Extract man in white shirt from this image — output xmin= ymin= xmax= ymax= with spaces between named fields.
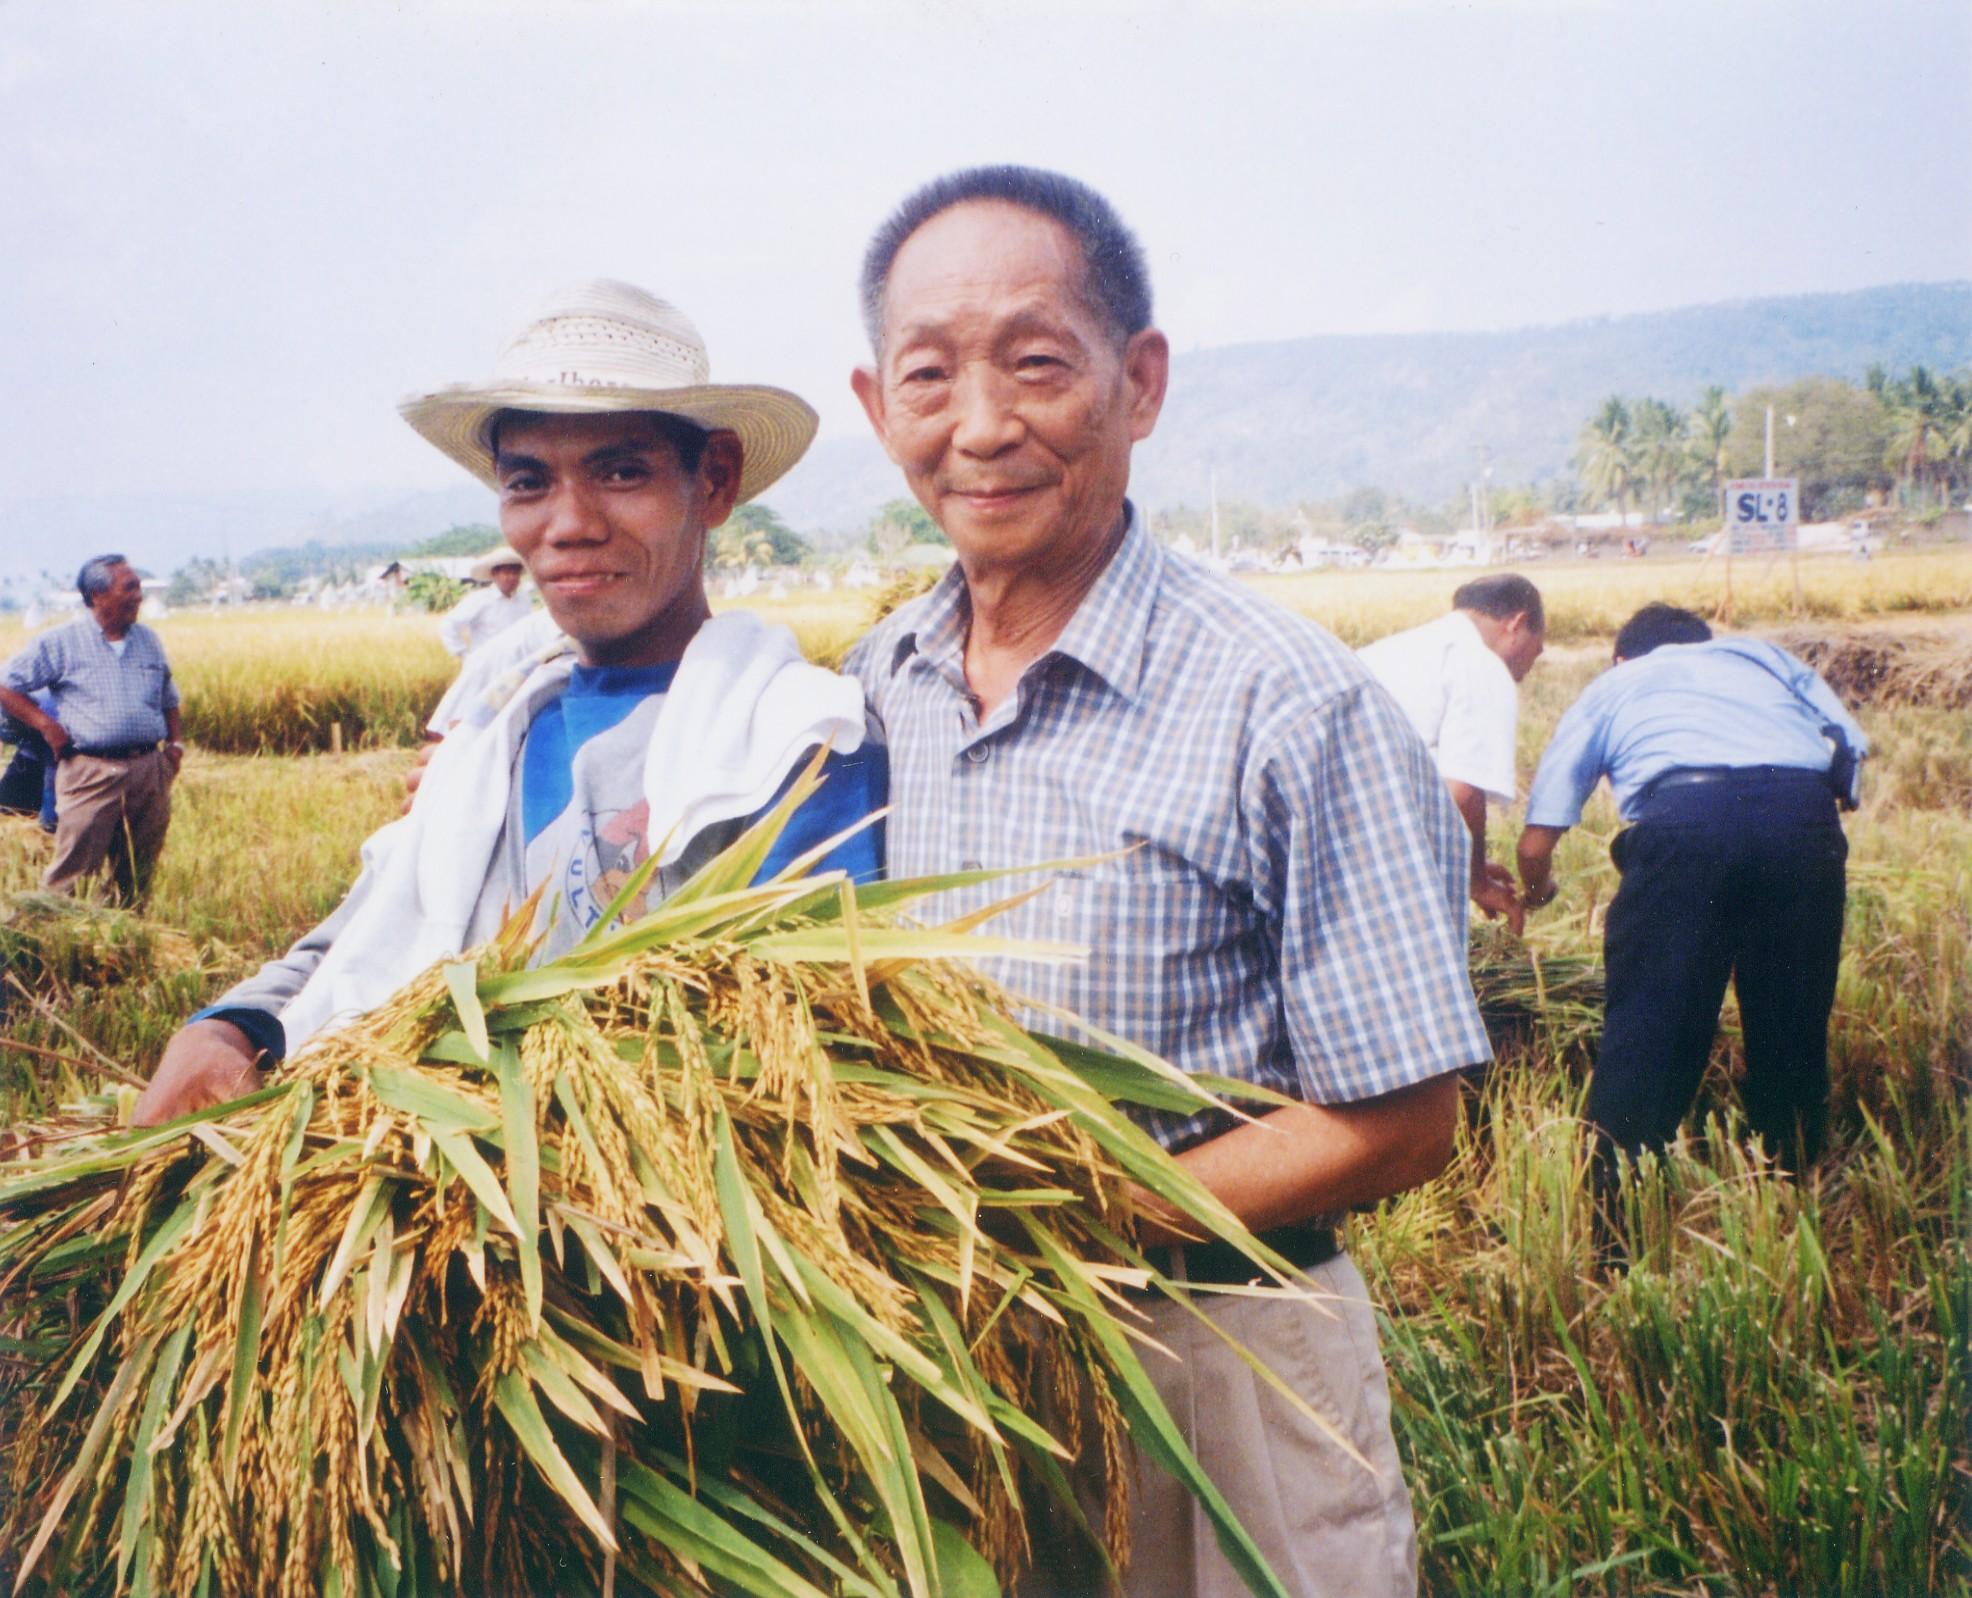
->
xmin=438 ymin=546 xmax=534 ymax=658
xmin=1360 ymin=573 xmax=1545 ymax=932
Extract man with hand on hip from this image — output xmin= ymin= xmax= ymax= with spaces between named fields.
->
xmin=1 ymin=555 xmax=183 ymax=902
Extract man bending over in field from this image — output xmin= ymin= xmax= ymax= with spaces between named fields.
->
xmin=136 ymin=281 xmax=885 ymax=1124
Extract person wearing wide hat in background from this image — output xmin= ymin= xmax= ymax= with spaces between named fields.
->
xmin=136 ymin=280 xmax=886 ymax=1125
xmin=437 ymin=544 xmax=536 ymax=660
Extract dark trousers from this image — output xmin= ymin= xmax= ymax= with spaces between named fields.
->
xmin=1592 ymin=769 xmax=1847 ymax=1172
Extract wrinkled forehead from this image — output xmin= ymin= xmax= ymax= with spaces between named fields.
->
xmin=879 ymin=201 xmax=1102 ymax=344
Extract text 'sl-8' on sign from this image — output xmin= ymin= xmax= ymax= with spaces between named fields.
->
xmin=1724 ymin=478 xmax=1800 ymax=553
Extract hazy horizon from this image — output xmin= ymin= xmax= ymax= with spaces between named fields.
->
xmin=3 ymin=0 xmax=1968 ymax=575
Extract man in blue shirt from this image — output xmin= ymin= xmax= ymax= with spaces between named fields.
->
xmin=1518 ymin=602 xmax=1868 ymax=1177
xmin=135 ymin=280 xmax=884 ymax=1125
xmin=1 ymin=556 xmax=184 ymax=901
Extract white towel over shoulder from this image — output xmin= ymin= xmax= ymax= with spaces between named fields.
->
xmin=278 ymin=611 xmax=865 ymax=1049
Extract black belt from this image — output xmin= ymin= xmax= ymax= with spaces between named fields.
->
xmin=69 ymin=741 xmax=163 ymax=761
xmin=1160 ymin=1225 xmax=1341 ymax=1287
xmin=1643 ymin=764 xmax=1825 ymax=800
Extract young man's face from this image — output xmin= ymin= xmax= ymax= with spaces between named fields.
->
xmin=852 ymin=200 xmax=1168 ymax=586
xmin=493 ymin=412 xmax=740 ymax=667
xmin=490 ymin=564 xmax=523 ymax=598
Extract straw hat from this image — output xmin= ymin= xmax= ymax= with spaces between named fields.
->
xmin=399 ymin=280 xmax=818 ymax=505
xmin=468 ymin=545 xmax=526 ymax=582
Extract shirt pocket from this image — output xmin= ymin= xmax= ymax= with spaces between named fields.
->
xmin=1041 ymin=858 xmax=1257 ymax=1056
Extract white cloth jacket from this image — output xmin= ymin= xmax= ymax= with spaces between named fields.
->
xmin=438 ymin=586 xmax=536 ymax=658
xmin=261 ymin=611 xmax=866 ymax=1049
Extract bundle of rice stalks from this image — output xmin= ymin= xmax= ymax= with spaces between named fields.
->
xmin=0 ymin=893 xmax=209 ymax=994
xmin=1770 ymin=626 xmax=1972 ymax=710
xmin=1468 ymin=928 xmax=1604 ymax=1061
xmin=0 ymin=781 xmax=1309 ymax=1598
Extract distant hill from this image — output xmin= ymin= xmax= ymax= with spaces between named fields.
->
xmin=767 ymin=280 xmax=1972 ymax=529
xmin=0 ymin=483 xmax=496 ymax=589
xmin=4 ymin=281 xmax=1964 ymax=586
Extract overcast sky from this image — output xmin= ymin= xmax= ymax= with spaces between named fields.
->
xmin=3 ymin=0 xmax=1967 ymax=509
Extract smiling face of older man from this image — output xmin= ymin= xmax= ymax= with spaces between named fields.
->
xmin=852 ymin=199 xmax=1168 ymax=596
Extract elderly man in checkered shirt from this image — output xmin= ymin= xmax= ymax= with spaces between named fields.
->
xmin=1 ymin=554 xmax=184 ymax=902
xmin=846 ymin=167 xmax=1491 ymax=1598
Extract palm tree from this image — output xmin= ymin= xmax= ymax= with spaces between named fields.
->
xmin=1687 ymin=386 xmax=1732 ymax=518
xmin=1940 ymin=375 xmax=1972 ymax=506
xmin=1883 ymin=366 xmax=1946 ymax=507
xmin=1574 ymin=396 xmax=1638 ymax=521
xmin=1630 ymin=397 xmax=1688 ymax=522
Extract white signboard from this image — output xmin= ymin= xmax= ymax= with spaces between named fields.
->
xmin=1724 ymin=478 xmax=1799 ymax=553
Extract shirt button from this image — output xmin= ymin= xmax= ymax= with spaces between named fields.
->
xmin=964 ymin=742 xmax=991 ymax=764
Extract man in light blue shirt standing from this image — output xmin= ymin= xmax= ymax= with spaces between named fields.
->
xmin=1517 ymin=602 xmax=1868 ymax=1184
xmin=0 ymin=556 xmax=184 ymax=901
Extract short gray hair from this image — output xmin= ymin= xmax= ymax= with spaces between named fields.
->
xmin=859 ymin=165 xmax=1152 ymax=353
xmin=77 ymin=554 xmax=128 ymax=603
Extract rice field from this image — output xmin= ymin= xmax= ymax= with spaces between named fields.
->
xmin=1 ymin=550 xmax=1968 ymax=1595
xmin=3 ymin=546 xmax=1968 ymax=754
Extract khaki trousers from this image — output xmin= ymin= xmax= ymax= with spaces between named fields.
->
xmin=46 ymin=749 xmax=175 ymax=902
xmin=1023 ymin=1253 xmax=1417 ymax=1598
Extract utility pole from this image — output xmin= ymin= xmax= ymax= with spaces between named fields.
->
xmin=1209 ymin=468 xmax=1222 ymax=564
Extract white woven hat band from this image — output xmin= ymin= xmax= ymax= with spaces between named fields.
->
xmin=496 ymin=313 xmax=712 ymax=389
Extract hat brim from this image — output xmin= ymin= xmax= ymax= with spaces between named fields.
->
xmin=468 ymin=551 xmax=526 ymax=581
xmin=397 ymin=380 xmax=819 ymax=506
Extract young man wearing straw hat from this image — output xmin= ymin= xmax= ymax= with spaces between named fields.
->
xmin=136 ymin=281 xmax=884 ymax=1125
xmin=437 ymin=545 xmax=534 ymax=659
xmin=847 ymin=167 xmax=1488 ymax=1597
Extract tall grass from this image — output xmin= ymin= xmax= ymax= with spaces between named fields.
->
xmin=0 ymin=751 xmax=407 ymax=1112
xmin=1248 ymin=545 xmax=1972 ymax=648
xmin=0 ymin=610 xmax=455 ymax=755
xmin=1354 ymin=639 xmax=1972 ymax=1596
xmin=2 ymin=548 xmax=1966 ymax=752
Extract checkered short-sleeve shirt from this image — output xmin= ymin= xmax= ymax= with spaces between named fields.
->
xmin=847 ymin=509 xmax=1491 ymax=1153
xmin=4 ymin=618 xmax=178 ymax=751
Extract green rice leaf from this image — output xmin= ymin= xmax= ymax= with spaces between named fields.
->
xmin=50 ymin=1194 xmax=198 ymax=1413
xmin=365 ymin=1066 xmax=498 ymax=1137
xmin=427 ymin=1127 xmax=522 ymax=1242
xmin=1022 ymin=1220 xmax=1288 ymax=1598
xmin=492 ymin=1042 xmax=542 ymax=1327
xmin=319 ymin=1173 xmax=391 ymax=1311
xmin=443 ymin=961 xmax=490 ymax=1063
xmin=932 ymin=1516 xmax=1004 ymax=1598
xmin=222 ymin=1246 xmax=268 ymax=1488
xmin=118 ymin=1320 xmax=193 ymax=1588
xmin=490 ymin=1368 xmax=616 ymax=1550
